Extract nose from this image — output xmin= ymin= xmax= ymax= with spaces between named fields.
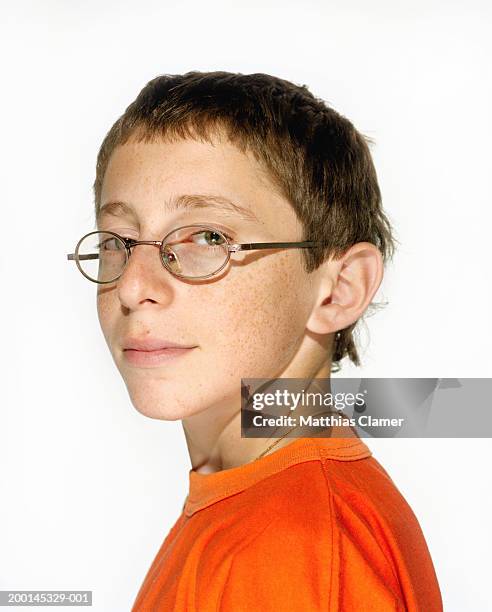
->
xmin=115 ymin=242 xmax=175 ymax=310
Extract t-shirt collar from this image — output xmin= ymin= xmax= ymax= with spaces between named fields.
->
xmin=184 ymin=435 xmax=372 ymax=517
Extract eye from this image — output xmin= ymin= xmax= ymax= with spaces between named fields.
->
xmin=191 ymin=230 xmax=230 ymax=246
xmin=98 ymin=237 xmax=125 ymax=252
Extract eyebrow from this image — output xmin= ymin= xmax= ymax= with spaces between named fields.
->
xmin=96 ymin=193 xmax=260 ymax=225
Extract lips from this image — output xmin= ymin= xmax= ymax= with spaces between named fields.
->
xmin=121 ymin=337 xmax=198 ymax=367
xmin=123 ymin=337 xmax=197 ymax=351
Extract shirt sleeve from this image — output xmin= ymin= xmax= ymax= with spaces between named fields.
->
xmin=217 ymin=512 xmax=405 ymax=612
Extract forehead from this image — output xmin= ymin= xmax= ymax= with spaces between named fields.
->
xmin=99 ymin=135 xmax=301 ymax=234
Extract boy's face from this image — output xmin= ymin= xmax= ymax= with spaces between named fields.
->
xmin=97 ymin=133 xmax=323 ymax=420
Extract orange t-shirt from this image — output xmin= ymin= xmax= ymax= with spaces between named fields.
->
xmin=132 ymin=435 xmax=443 ymax=611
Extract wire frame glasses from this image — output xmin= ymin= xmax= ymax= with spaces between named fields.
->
xmin=66 ymin=224 xmax=328 ymax=283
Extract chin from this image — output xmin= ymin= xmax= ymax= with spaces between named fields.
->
xmin=124 ymin=383 xmax=202 ymax=421
xmin=132 ymin=405 xmax=185 ymax=421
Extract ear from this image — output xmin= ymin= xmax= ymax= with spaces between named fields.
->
xmin=306 ymin=242 xmax=384 ymax=335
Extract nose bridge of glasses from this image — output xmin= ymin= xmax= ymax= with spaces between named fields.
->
xmin=122 ymin=239 xmax=164 ymax=271
xmin=126 ymin=239 xmax=163 ymax=248
xmin=113 ymin=238 xmax=170 ymax=282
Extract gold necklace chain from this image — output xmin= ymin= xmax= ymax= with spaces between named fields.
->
xmin=254 ymin=408 xmax=336 ymax=461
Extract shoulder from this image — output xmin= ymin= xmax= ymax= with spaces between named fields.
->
xmin=218 ymin=458 xmax=375 ymax=608
xmin=221 ymin=455 xmax=442 ymax=611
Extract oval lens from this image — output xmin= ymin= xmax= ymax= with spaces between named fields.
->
xmin=76 ymin=231 xmax=127 ymax=283
xmin=161 ymin=226 xmax=229 ymax=278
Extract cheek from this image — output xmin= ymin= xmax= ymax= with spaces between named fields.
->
xmin=203 ymin=253 xmax=313 ymax=376
xmin=96 ymin=291 xmax=116 ymax=346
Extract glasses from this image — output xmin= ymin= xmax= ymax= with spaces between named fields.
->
xmin=66 ymin=224 xmax=328 ymax=283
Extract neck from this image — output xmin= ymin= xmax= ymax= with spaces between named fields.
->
xmin=182 ymin=360 xmax=342 ymax=474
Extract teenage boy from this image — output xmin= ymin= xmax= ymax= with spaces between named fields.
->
xmin=68 ymin=70 xmax=443 ymax=611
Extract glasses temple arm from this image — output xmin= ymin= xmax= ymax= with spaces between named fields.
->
xmin=67 ymin=254 xmax=99 ymax=260
xmin=230 ymin=241 xmax=328 ymax=252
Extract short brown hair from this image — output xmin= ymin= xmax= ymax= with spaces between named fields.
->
xmin=93 ymin=70 xmax=398 ymax=373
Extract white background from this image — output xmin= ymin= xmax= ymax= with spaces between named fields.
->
xmin=1 ymin=1 xmax=491 ymax=610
